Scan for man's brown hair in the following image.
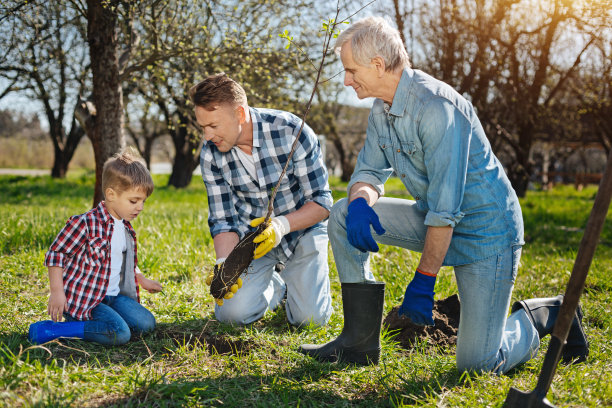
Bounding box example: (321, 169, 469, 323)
(188, 73, 247, 110)
(102, 147, 154, 197)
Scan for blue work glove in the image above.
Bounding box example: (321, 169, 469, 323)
(346, 197, 386, 252)
(398, 269, 437, 326)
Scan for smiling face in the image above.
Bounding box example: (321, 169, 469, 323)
(340, 42, 381, 100)
(195, 103, 249, 153)
(105, 187, 148, 221)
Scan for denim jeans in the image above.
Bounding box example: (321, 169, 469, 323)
(215, 224, 333, 327)
(329, 197, 539, 374)
(66, 294, 156, 345)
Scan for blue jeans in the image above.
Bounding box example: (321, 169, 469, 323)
(329, 197, 539, 374)
(215, 224, 333, 327)
(66, 294, 156, 346)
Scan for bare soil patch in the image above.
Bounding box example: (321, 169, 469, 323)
(384, 294, 461, 350)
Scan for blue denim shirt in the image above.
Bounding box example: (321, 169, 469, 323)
(348, 68, 524, 266)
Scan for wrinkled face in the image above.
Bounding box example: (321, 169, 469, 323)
(105, 187, 148, 221)
(340, 43, 380, 100)
(195, 103, 243, 152)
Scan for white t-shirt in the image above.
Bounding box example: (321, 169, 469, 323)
(233, 146, 257, 180)
(106, 216, 126, 296)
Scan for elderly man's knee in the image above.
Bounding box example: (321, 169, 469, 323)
(329, 198, 348, 227)
(456, 355, 501, 375)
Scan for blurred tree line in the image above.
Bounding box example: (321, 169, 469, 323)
(382, 0, 611, 196)
(0, 0, 610, 203)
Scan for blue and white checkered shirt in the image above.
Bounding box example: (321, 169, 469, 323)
(200, 107, 333, 257)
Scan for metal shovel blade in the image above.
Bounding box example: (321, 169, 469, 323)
(504, 387, 555, 408)
(503, 336, 563, 408)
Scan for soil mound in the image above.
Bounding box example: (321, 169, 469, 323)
(383, 294, 461, 350)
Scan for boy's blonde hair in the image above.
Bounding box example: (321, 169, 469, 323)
(102, 148, 154, 197)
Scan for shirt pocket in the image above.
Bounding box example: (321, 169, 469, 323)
(377, 136, 393, 163)
(87, 237, 108, 267)
(395, 140, 428, 201)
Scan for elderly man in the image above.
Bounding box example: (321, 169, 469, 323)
(299, 17, 588, 373)
(189, 73, 333, 327)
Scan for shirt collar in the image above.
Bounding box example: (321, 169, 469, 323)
(386, 68, 414, 117)
(249, 107, 263, 149)
(98, 201, 135, 235)
(98, 201, 113, 225)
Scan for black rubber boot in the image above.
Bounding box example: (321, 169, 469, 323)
(298, 282, 385, 365)
(511, 294, 589, 364)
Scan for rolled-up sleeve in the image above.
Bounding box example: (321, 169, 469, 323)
(292, 124, 333, 212)
(419, 99, 468, 228)
(347, 109, 394, 195)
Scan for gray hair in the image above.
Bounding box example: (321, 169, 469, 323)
(334, 16, 410, 72)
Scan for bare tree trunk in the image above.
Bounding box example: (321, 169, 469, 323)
(168, 116, 199, 188)
(50, 118, 85, 178)
(86, 0, 124, 206)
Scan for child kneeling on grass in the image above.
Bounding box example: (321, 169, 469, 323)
(28, 149, 163, 346)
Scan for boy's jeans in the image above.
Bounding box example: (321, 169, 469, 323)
(329, 197, 539, 374)
(66, 294, 156, 345)
(215, 224, 333, 327)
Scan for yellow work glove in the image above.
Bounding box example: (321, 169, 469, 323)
(250, 215, 290, 260)
(206, 257, 243, 306)
(205, 257, 225, 286)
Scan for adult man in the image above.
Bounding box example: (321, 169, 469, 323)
(299, 17, 588, 372)
(189, 73, 333, 327)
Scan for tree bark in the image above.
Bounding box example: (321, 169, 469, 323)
(50, 118, 85, 178)
(168, 115, 199, 188)
(86, 0, 124, 207)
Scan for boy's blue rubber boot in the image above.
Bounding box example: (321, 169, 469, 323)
(28, 320, 85, 344)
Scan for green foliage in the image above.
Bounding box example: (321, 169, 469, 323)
(1, 174, 611, 406)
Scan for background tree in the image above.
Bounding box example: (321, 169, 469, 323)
(0, 1, 89, 178)
(385, 0, 610, 196)
(128, 0, 316, 188)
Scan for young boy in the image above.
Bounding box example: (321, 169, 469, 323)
(28, 150, 162, 346)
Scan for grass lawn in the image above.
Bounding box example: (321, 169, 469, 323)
(1, 173, 611, 407)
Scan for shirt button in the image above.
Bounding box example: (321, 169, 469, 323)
(382, 144, 386, 148)
(401, 174, 405, 178)
(396, 149, 401, 153)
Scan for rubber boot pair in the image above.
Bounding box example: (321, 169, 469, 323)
(511, 295, 589, 364)
(299, 282, 385, 365)
(28, 320, 85, 344)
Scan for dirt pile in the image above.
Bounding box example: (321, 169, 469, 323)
(383, 294, 461, 350)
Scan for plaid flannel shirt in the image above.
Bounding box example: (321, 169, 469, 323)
(200, 107, 333, 257)
(44, 201, 140, 320)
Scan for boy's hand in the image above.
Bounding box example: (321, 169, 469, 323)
(135, 266, 163, 293)
(139, 276, 163, 293)
(47, 290, 67, 322)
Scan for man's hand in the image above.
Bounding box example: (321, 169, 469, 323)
(47, 289, 67, 322)
(251, 216, 290, 259)
(346, 197, 386, 252)
(398, 269, 437, 326)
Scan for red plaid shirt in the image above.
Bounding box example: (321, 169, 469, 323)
(44, 201, 140, 320)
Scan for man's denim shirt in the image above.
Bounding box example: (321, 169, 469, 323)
(348, 68, 524, 266)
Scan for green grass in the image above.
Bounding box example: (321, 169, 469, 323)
(1, 174, 611, 407)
